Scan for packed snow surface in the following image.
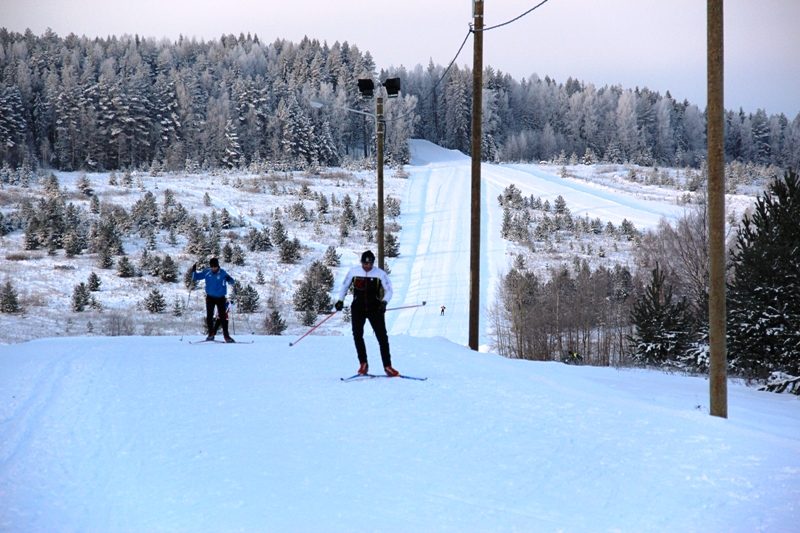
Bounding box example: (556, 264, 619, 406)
(2, 141, 798, 532)
(1, 335, 798, 532)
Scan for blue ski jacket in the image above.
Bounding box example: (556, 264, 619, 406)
(193, 268, 234, 297)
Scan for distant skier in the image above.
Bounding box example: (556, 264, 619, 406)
(335, 250, 399, 377)
(193, 257, 236, 342)
(440, 305, 446, 316)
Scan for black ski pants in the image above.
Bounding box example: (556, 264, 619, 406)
(351, 306, 392, 368)
(205, 295, 229, 337)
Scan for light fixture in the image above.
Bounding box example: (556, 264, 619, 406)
(357, 79, 375, 98)
(383, 78, 401, 98)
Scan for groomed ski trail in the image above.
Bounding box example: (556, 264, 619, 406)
(386, 139, 688, 348)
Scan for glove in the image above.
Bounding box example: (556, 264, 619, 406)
(192, 262, 198, 272)
(379, 300, 387, 313)
(335, 300, 344, 311)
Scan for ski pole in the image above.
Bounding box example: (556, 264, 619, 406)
(386, 301, 426, 312)
(179, 288, 194, 341)
(289, 310, 339, 347)
(243, 312, 255, 335)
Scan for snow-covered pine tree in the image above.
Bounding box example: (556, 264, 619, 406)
(0, 281, 22, 313)
(271, 220, 288, 246)
(144, 288, 167, 314)
(87, 272, 102, 292)
(264, 309, 287, 335)
(385, 232, 400, 258)
(236, 284, 260, 314)
(159, 255, 179, 282)
(71, 282, 91, 312)
(300, 308, 317, 327)
(279, 238, 300, 263)
(728, 169, 800, 378)
(628, 264, 695, 366)
(116, 257, 135, 278)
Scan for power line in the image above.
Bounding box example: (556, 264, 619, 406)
(481, 0, 551, 32)
(383, 28, 471, 123)
(384, 0, 552, 123)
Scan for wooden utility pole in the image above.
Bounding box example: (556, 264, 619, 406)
(708, 0, 728, 418)
(469, 0, 484, 351)
(377, 96, 385, 270)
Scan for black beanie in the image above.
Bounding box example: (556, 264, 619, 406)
(360, 250, 375, 264)
(209, 257, 219, 267)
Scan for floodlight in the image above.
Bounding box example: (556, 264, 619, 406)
(357, 78, 375, 98)
(383, 78, 401, 98)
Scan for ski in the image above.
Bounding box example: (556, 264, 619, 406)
(341, 373, 427, 381)
(189, 339, 254, 345)
(340, 374, 369, 381)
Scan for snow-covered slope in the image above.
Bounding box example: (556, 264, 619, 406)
(1, 335, 798, 532)
(387, 140, 686, 347)
(2, 141, 794, 532)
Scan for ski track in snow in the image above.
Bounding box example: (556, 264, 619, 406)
(1, 335, 798, 532)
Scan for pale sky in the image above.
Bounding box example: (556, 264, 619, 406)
(2, 0, 798, 117)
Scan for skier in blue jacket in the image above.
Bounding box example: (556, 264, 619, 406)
(192, 257, 236, 342)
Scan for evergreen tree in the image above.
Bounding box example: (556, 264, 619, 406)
(87, 272, 102, 292)
(236, 284, 260, 314)
(300, 308, 317, 327)
(385, 232, 400, 258)
(97, 247, 115, 269)
(172, 297, 184, 317)
(222, 242, 233, 262)
(159, 255, 179, 282)
(231, 244, 246, 265)
(271, 220, 288, 245)
(0, 281, 22, 313)
(728, 169, 800, 377)
(184, 267, 199, 290)
(628, 265, 695, 365)
(144, 288, 168, 314)
(116, 256, 136, 278)
(71, 282, 91, 312)
(264, 309, 287, 335)
(293, 279, 316, 312)
(323, 245, 341, 267)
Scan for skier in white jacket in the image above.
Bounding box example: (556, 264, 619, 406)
(335, 250, 399, 377)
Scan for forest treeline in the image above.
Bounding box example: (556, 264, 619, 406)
(1, 28, 799, 173)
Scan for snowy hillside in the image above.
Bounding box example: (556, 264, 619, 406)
(1, 334, 798, 532)
(1, 139, 759, 348)
(2, 141, 796, 532)
(389, 140, 692, 347)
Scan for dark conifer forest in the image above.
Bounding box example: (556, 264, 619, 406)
(1, 29, 799, 173)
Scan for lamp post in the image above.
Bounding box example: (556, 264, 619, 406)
(310, 78, 400, 271)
